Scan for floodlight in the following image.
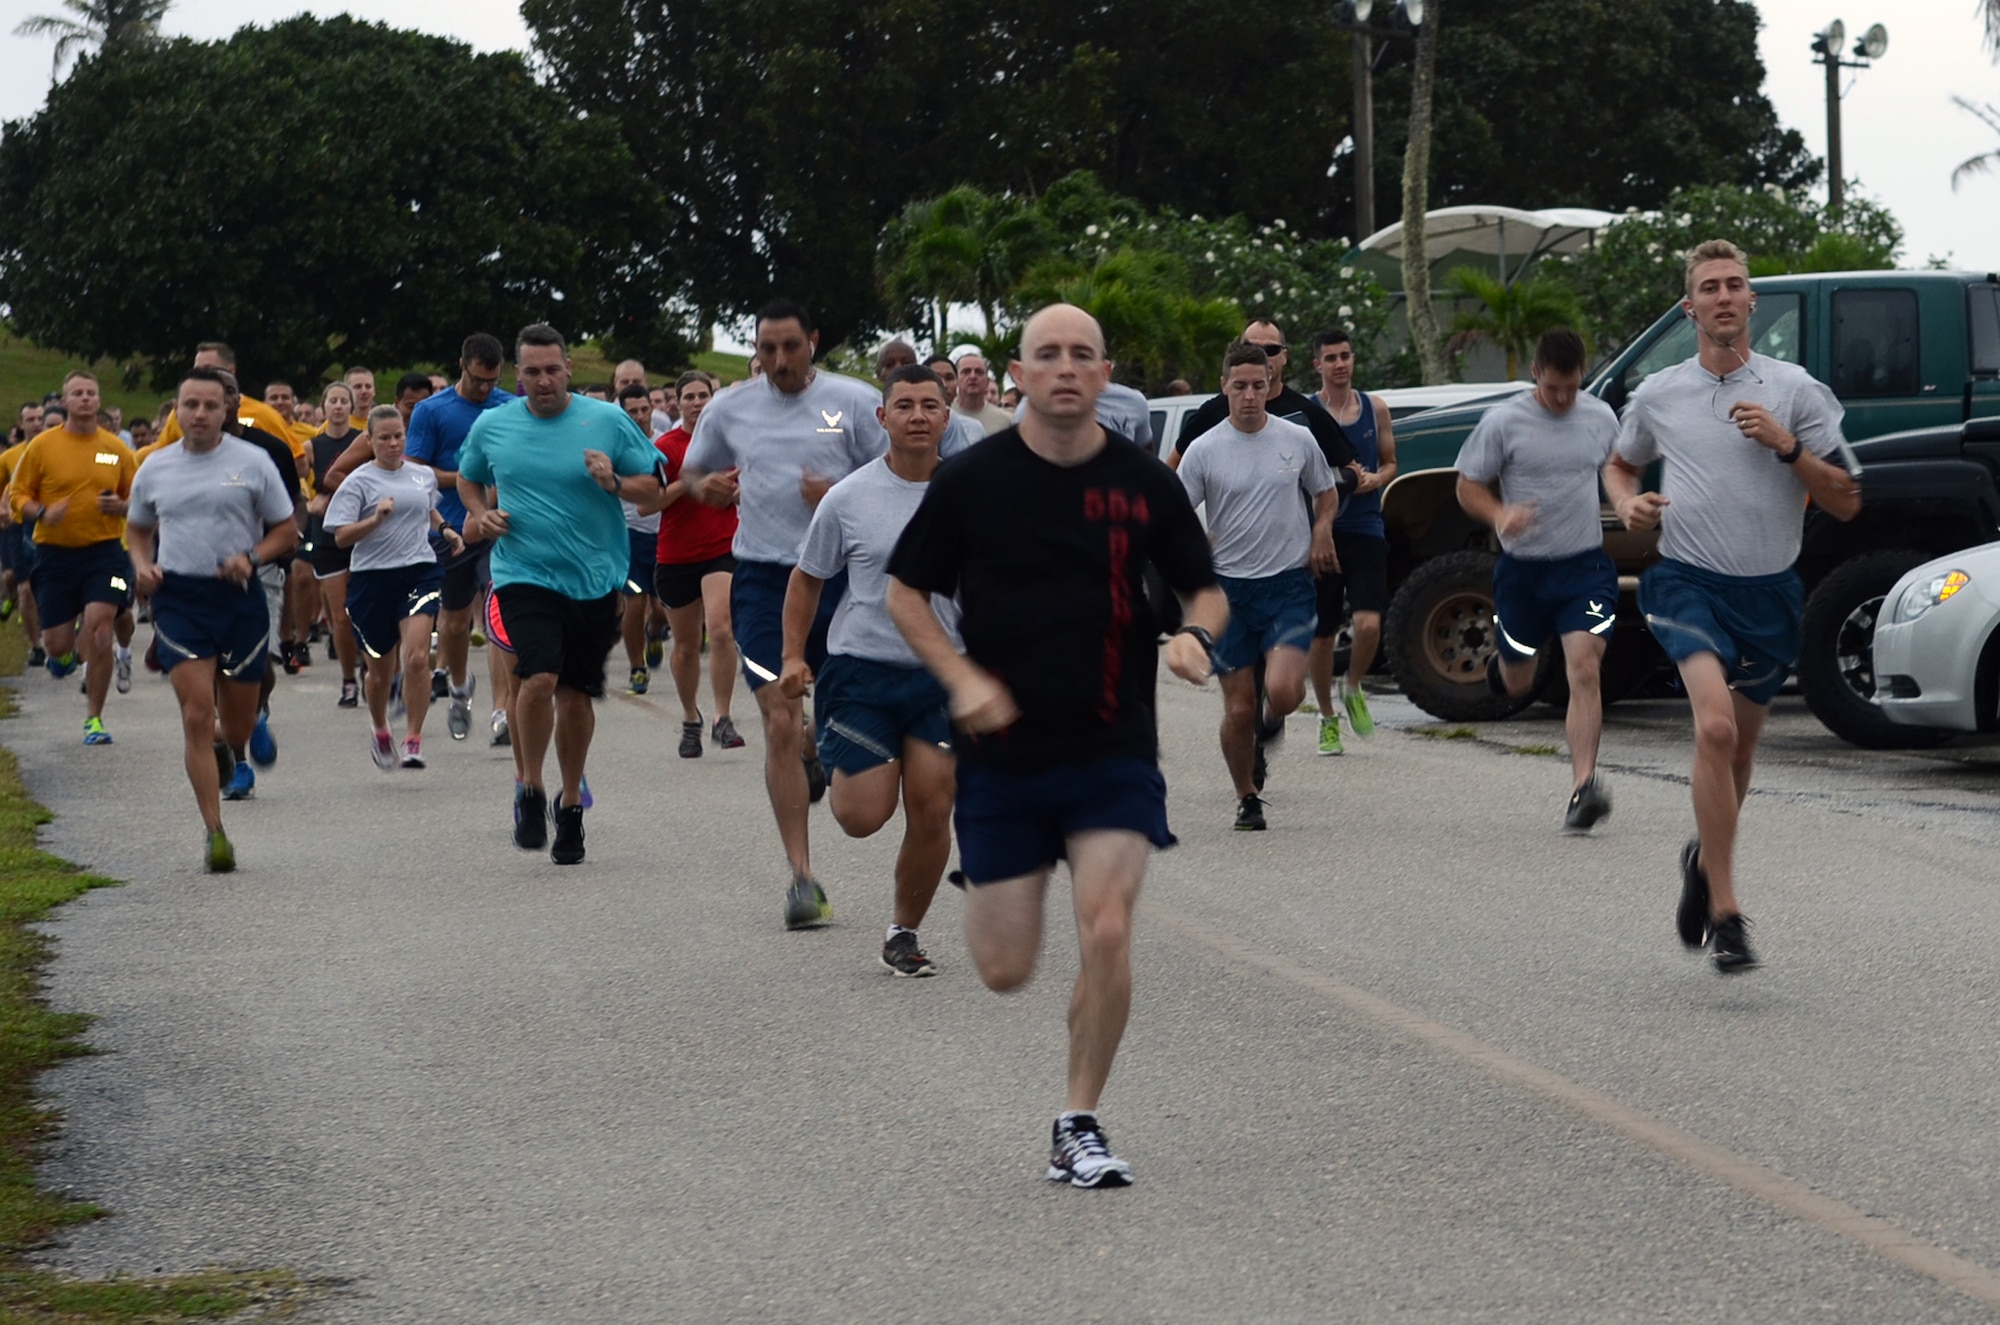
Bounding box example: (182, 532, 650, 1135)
(1859, 23, 1887, 59)
(1354, 0, 1374, 21)
(1822, 19, 1845, 51)
(1400, 0, 1424, 25)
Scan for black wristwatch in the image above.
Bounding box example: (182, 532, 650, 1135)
(1777, 439, 1803, 465)
(1176, 624, 1216, 653)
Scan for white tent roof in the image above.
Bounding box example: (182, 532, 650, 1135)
(1359, 205, 1621, 277)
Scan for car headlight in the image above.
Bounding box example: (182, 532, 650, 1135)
(1895, 570, 1971, 622)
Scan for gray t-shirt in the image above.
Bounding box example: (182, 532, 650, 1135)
(325, 461, 441, 573)
(684, 372, 889, 565)
(1455, 390, 1620, 559)
(1617, 354, 1855, 577)
(797, 457, 961, 667)
(1178, 415, 1336, 579)
(622, 498, 661, 536)
(128, 437, 296, 577)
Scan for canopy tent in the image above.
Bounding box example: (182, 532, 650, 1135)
(1357, 205, 1622, 286)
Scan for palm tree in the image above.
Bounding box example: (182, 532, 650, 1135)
(877, 186, 1054, 346)
(1443, 268, 1589, 381)
(1984, 0, 2000, 58)
(1014, 248, 1241, 390)
(14, 0, 172, 78)
(1950, 97, 2000, 191)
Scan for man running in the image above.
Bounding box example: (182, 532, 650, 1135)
(304, 382, 363, 706)
(457, 324, 662, 865)
(1605, 239, 1861, 972)
(779, 364, 959, 978)
(125, 367, 297, 872)
(1178, 342, 1339, 830)
(1309, 326, 1397, 754)
(682, 300, 890, 928)
(1455, 328, 1620, 832)
(615, 382, 665, 694)
(8, 371, 138, 744)
(950, 350, 1013, 435)
(887, 303, 1227, 1189)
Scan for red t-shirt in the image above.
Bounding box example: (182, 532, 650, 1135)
(654, 428, 738, 565)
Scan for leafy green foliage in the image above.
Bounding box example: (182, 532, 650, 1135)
(1013, 248, 1242, 390)
(1443, 269, 1588, 380)
(11, 0, 170, 78)
(878, 189, 1057, 346)
(0, 15, 684, 390)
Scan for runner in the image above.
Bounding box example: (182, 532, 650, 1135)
(886, 303, 1227, 1188)
(646, 371, 741, 757)
(481, 577, 526, 782)
(457, 324, 663, 864)
(344, 367, 377, 429)
(1309, 326, 1398, 754)
(682, 300, 889, 927)
(614, 382, 664, 694)
(325, 405, 462, 771)
(124, 367, 297, 872)
(0, 434, 45, 666)
(1455, 328, 1620, 831)
(404, 333, 516, 740)
(7, 371, 138, 744)
(304, 382, 363, 706)
(779, 365, 959, 977)
(1605, 239, 1862, 973)
(1178, 342, 1340, 830)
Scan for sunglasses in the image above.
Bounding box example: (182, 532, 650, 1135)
(1248, 342, 1287, 355)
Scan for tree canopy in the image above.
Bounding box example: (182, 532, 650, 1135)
(0, 15, 682, 389)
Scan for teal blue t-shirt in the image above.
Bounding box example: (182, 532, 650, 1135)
(458, 394, 661, 599)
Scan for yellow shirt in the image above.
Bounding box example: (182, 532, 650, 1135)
(8, 426, 137, 548)
(0, 441, 27, 493)
(156, 394, 299, 454)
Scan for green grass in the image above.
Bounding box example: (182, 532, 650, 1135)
(1411, 725, 1479, 740)
(0, 626, 309, 1321)
(1508, 743, 1561, 757)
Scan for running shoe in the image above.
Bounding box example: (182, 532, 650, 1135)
(0, 597, 12, 621)
(645, 631, 665, 668)
(205, 827, 236, 874)
(338, 679, 359, 709)
(1318, 713, 1344, 757)
(490, 710, 511, 746)
(514, 785, 548, 850)
(371, 730, 397, 772)
(113, 650, 132, 694)
(213, 739, 235, 785)
(578, 777, 594, 811)
(1234, 794, 1267, 832)
(294, 641, 312, 667)
(81, 716, 112, 746)
(679, 717, 703, 759)
(448, 693, 471, 741)
(713, 715, 744, 749)
(1676, 838, 1711, 949)
(1047, 1114, 1132, 1189)
(881, 930, 938, 977)
(430, 668, 449, 701)
(45, 650, 77, 680)
(25, 647, 45, 669)
(550, 795, 586, 865)
(468, 624, 486, 648)
(1341, 683, 1375, 739)
(78, 666, 87, 694)
(1563, 776, 1612, 835)
(1252, 742, 1267, 792)
(784, 874, 832, 929)
(1711, 914, 1759, 973)
(400, 737, 425, 770)
(224, 761, 255, 801)
(803, 741, 827, 804)
(629, 666, 650, 695)
(249, 712, 277, 767)
(281, 642, 302, 676)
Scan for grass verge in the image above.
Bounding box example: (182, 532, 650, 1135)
(1410, 725, 1479, 741)
(0, 626, 308, 1322)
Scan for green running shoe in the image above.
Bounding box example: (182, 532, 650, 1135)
(1317, 713, 1344, 756)
(205, 828, 236, 874)
(1342, 684, 1375, 739)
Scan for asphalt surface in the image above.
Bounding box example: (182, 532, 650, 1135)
(14, 642, 2000, 1322)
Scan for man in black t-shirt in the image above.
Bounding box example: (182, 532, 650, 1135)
(887, 303, 1227, 1190)
(1168, 317, 1361, 485)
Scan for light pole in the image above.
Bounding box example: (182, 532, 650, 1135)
(1812, 19, 1888, 214)
(1335, 0, 1424, 241)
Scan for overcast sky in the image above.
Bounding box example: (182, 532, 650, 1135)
(0, 0, 1994, 273)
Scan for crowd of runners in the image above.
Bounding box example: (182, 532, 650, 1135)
(0, 236, 1861, 1190)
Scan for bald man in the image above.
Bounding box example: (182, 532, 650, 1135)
(887, 304, 1227, 1190)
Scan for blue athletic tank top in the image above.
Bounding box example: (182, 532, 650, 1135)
(1331, 391, 1385, 538)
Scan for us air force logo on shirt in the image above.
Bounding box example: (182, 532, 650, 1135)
(818, 410, 844, 434)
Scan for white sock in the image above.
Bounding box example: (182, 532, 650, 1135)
(114, 645, 131, 663)
(1059, 1109, 1097, 1126)
(887, 924, 915, 943)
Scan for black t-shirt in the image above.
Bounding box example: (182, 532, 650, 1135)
(237, 425, 304, 509)
(1174, 386, 1359, 472)
(888, 427, 1217, 774)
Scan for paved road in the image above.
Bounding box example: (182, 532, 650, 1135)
(15, 644, 2000, 1322)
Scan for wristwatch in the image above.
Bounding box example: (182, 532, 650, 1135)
(1176, 624, 1217, 654)
(1777, 439, 1803, 465)
(246, 550, 262, 570)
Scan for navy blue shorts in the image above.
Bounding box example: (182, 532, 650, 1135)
(1214, 568, 1317, 673)
(815, 654, 952, 775)
(30, 539, 132, 624)
(1492, 547, 1618, 662)
(0, 522, 34, 576)
(150, 572, 269, 682)
(439, 540, 489, 613)
(954, 756, 1174, 886)
(346, 562, 445, 659)
(1640, 557, 1802, 706)
(625, 530, 658, 597)
(732, 559, 844, 691)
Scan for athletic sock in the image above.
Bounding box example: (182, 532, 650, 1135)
(113, 645, 131, 664)
(1059, 1110, 1098, 1126)
(887, 924, 917, 943)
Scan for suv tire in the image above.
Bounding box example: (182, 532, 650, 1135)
(1385, 549, 1541, 722)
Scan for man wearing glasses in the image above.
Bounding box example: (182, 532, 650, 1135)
(1605, 238, 1861, 975)
(1168, 318, 1360, 481)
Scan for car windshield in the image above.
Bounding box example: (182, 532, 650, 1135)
(1617, 292, 1804, 397)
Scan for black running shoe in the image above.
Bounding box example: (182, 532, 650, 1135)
(1485, 652, 1508, 698)
(803, 743, 827, 804)
(678, 716, 702, 759)
(1252, 742, 1267, 792)
(430, 668, 450, 701)
(1047, 1114, 1132, 1188)
(1563, 776, 1612, 834)
(514, 785, 549, 851)
(26, 647, 45, 669)
(550, 795, 585, 865)
(280, 642, 302, 676)
(212, 738, 236, 787)
(1676, 838, 1711, 949)
(1234, 794, 1266, 832)
(784, 874, 832, 929)
(881, 930, 938, 977)
(1711, 913, 1759, 973)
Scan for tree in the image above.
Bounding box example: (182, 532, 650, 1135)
(13, 0, 170, 78)
(1950, 98, 2000, 192)
(877, 187, 1055, 345)
(1443, 269, 1587, 380)
(1013, 248, 1241, 391)
(0, 16, 683, 389)
(1401, 0, 1448, 385)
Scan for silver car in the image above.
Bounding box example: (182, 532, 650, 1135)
(1872, 541, 2000, 733)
